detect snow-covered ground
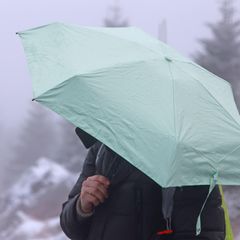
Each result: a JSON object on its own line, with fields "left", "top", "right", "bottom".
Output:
{"left": 0, "top": 158, "right": 76, "bottom": 240}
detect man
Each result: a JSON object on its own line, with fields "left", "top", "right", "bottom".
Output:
{"left": 60, "top": 128, "right": 225, "bottom": 240}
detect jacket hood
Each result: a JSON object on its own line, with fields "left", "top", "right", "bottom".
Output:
{"left": 75, "top": 127, "right": 98, "bottom": 149}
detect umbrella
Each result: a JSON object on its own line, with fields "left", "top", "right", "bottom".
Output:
{"left": 17, "top": 22, "right": 240, "bottom": 188}
{"left": 17, "top": 22, "right": 239, "bottom": 236}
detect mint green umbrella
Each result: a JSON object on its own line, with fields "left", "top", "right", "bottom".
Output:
{"left": 17, "top": 22, "right": 240, "bottom": 189}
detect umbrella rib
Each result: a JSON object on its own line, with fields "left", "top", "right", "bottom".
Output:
{"left": 65, "top": 23, "right": 162, "bottom": 58}
{"left": 174, "top": 62, "right": 240, "bottom": 129}
{"left": 171, "top": 62, "right": 240, "bottom": 169}
{"left": 166, "top": 60, "right": 177, "bottom": 141}
{"left": 84, "top": 25, "right": 193, "bottom": 64}
{"left": 90, "top": 27, "right": 162, "bottom": 56}
{"left": 35, "top": 57, "right": 162, "bottom": 99}
{"left": 166, "top": 141, "right": 217, "bottom": 186}
{"left": 217, "top": 143, "right": 240, "bottom": 167}
{"left": 165, "top": 55, "right": 180, "bottom": 185}
{"left": 182, "top": 143, "right": 217, "bottom": 169}
{"left": 191, "top": 62, "right": 231, "bottom": 87}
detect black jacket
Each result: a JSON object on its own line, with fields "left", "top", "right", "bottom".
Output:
{"left": 60, "top": 141, "right": 225, "bottom": 240}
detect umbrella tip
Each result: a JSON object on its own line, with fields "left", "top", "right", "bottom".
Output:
{"left": 165, "top": 57, "right": 172, "bottom": 62}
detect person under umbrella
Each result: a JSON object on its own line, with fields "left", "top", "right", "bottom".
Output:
{"left": 60, "top": 128, "right": 225, "bottom": 240}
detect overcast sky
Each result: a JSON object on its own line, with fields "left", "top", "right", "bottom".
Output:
{"left": 0, "top": 0, "right": 239, "bottom": 131}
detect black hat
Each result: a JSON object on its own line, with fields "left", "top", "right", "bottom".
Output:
{"left": 75, "top": 127, "right": 97, "bottom": 149}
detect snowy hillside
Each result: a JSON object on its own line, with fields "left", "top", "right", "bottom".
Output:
{"left": 0, "top": 157, "right": 239, "bottom": 239}
{"left": 0, "top": 158, "right": 77, "bottom": 240}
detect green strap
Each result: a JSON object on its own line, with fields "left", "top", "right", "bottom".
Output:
{"left": 196, "top": 172, "right": 218, "bottom": 236}
{"left": 219, "top": 186, "right": 234, "bottom": 240}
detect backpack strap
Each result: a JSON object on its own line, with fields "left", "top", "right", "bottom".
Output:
{"left": 219, "top": 185, "right": 234, "bottom": 240}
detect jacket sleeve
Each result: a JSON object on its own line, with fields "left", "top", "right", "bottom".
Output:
{"left": 60, "top": 142, "right": 100, "bottom": 239}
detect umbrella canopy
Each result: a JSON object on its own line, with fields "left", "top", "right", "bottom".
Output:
{"left": 17, "top": 22, "right": 240, "bottom": 188}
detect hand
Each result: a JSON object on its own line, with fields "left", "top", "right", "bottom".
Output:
{"left": 79, "top": 175, "right": 110, "bottom": 213}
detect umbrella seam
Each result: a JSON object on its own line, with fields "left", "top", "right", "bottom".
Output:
{"left": 173, "top": 62, "right": 240, "bottom": 129}
{"left": 18, "top": 22, "right": 194, "bottom": 65}
{"left": 216, "top": 143, "right": 240, "bottom": 169}
{"left": 67, "top": 23, "right": 193, "bottom": 64}
{"left": 172, "top": 62, "right": 240, "bottom": 169}
{"left": 191, "top": 62, "right": 231, "bottom": 87}
{"left": 63, "top": 22, "right": 163, "bottom": 58}
{"left": 180, "top": 142, "right": 217, "bottom": 169}
{"left": 166, "top": 142, "right": 179, "bottom": 186}
{"left": 34, "top": 58, "right": 162, "bottom": 98}
{"left": 167, "top": 61, "right": 177, "bottom": 141}
{"left": 166, "top": 141, "right": 217, "bottom": 186}
{"left": 166, "top": 57, "right": 180, "bottom": 184}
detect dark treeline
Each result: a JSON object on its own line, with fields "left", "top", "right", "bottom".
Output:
{"left": 195, "top": 0, "right": 240, "bottom": 111}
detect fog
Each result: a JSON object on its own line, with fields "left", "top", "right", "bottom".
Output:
{"left": 0, "top": 0, "right": 231, "bottom": 130}
{"left": 0, "top": 0, "right": 240, "bottom": 239}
